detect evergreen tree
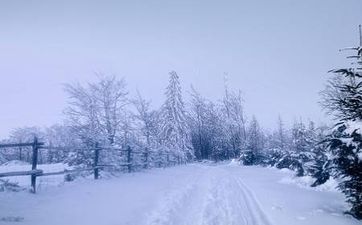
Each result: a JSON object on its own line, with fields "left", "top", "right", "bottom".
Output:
{"left": 277, "top": 115, "right": 287, "bottom": 151}
{"left": 265, "top": 116, "right": 289, "bottom": 166}
{"left": 241, "top": 116, "right": 264, "bottom": 165}
{"left": 320, "top": 27, "right": 362, "bottom": 219}
{"left": 160, "top": 71, "right": 193, "bottom": 161}
{"left": 308, "top": 124, "right": 330, "bottom": 187}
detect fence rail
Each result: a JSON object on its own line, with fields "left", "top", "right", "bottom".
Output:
{"left": 0, "top": 142, "right": 44, "bottom": 148}
{"left": 0, "top": 169, "right": 43, "bottom": 178}
{"left": 0, "top": 137, "right": 177, "bottom": 193}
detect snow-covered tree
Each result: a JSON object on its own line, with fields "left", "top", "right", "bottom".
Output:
{"left": 320, "top": 30, "right": 362, "bottom": 219}
{"left": 160, "top": 71, "right": 193, "bottom": 161}
{"left": 221, "top": 76, "right": 247, "bottom": 159}
{"left": 43, "top": 124, "right": 81, "bottom": 163}
{"left": 276, "top": 116, "right": 287, "bottom": 151}
{"left": 133, "top": 91, "right": 159, "bottom": 149}
{"left": 308, "top": 124, "right": 330, "bottom": 187}
{"left": 64, "top": 74, "right": 128, "bottom": 146}
{"left": 9, "top": 127, "right": 44, "bottom": 163}
{"left": 64, "top": 74, "right": 129, "bottom": 166}
{"left": 188, "top": 86, "right": 210, "bottom": 160}
{"left": 188, "top": 86, "right": 230, "bottom": 161}
{"left": 277, "top": 120, "right": 315, "bottom": 176}
{"left": 240, "top": 116, "right": 264, "bottom": 165}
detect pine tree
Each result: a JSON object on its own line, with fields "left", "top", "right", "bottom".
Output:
{"left": 160, "top": 71, "right": 193, "bottom": 162}
{"left": 320, "top": 26, "right": 362, "bottom": 219}
{"left": 277, "top": 115, "right": 287, "bottom": 151}
{"left": 309, "top": 124, "right": 330, "bottom": 187}
{"left": 241, "top": 116, "right": 264, "bottom": 165}
{"left": 265, "top": 116, "right": 289, "bottom": 166}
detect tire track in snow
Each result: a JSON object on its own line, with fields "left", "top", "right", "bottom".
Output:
{"left": 145, "top": 167, "right": 213, "bottom": 225}
{"left": 201, "top": 172, "right": 249, "bottom": 225}
{"left": 146, "top": 165, "right": 273, "bottom": 225}
{"left": 202, "top": 167, "right": 272, "bottom": 225}
{"left": 231, "top": 173, "right": 273, "bottom": 225}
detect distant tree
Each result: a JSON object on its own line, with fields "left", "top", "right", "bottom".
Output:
{"left": 188, "top": 86, "right": 209, "bottom": 160}
{"left": 291, "top": 120, "right": 312, "bottom": 154}
{"left": 43, "top": 124, "right": 81, "bottom": 163}
{"left": 277, "top": 115, "right": 287, "bottom": 151}
{"left": 221, "top": 76, "right": 247, "bottom": 159}
{"left": 188, "top": 86, "right": 228, "bottom": 160}
{"left": 241, "top": 116, "right": 265, "bottom": 165}
{"left": 9, "top": 127, "right": 44, "bottom": 163}
{"left": 263, "top": 116, "right": 289, "bottom": 166}
{"left": 133, "top": 91, "right": 159, "bottom": 149}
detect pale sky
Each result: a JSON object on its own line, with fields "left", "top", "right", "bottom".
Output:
{"left": 0, "top": 0, "right": 361, "bottom": 138}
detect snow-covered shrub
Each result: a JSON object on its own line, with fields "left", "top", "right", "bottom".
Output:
{"left": 275, "top": 153, "right": 304, "bottom": 177}
{"left": 265, "top": 149, "right": 284, "bottom": 166}
{"left": 0, "top": 179, "right": 25, "bottom": 192}
{"left": 239, "top": 150, "right": 258, "bottom": 165}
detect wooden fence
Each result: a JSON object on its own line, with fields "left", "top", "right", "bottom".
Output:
{"left": 0, "top": 137, "right": 177, "bottom": 193}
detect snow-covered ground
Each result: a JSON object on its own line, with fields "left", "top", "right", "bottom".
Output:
{"left": 0, "top": 162, "right": 360, "bottom": 225}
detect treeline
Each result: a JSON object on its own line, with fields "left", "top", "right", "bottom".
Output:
{"left": 0, "top": 72, "right": 325, "bottom": 167}
{"left": 0, "top": 32, "right": 361, "bottom": 220}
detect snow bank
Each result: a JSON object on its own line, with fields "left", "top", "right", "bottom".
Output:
{"left": 275, "top": 166, "right": 339, "bottom": 192}
{"left": 279, "top": 174, "right": 338, "bottom": 192}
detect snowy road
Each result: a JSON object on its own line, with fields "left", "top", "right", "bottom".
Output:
{"left": 146, "top": 165, "right": 271, "bottom": 225}
{"left": 0, "top": 163, "right": 360, "bottom": 225}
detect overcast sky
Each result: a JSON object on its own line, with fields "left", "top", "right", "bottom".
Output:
{"left": 0, "top": 0, "right": 361, "bottom": 138}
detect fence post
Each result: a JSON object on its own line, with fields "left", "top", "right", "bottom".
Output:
{"left": 127, "top": 146, "right": 132, "bottom": 173}
{"left": 31, "top": 136, "right": 39, "bottom": 193}
{"left": 143, "top": 148, "right": 149, "bottom": 169}
{"left": 166, "top": 154, "right": 170, "bottom": 167}
{"left": 94, "top": 142, "right": 100, "bottom": 180}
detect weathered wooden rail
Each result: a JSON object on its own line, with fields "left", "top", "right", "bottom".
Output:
{"left": 0, "top": 169, "right": 43, "bottom": 178}
{"left": 0, "top": 137, "right": 176, "bottom": 193}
